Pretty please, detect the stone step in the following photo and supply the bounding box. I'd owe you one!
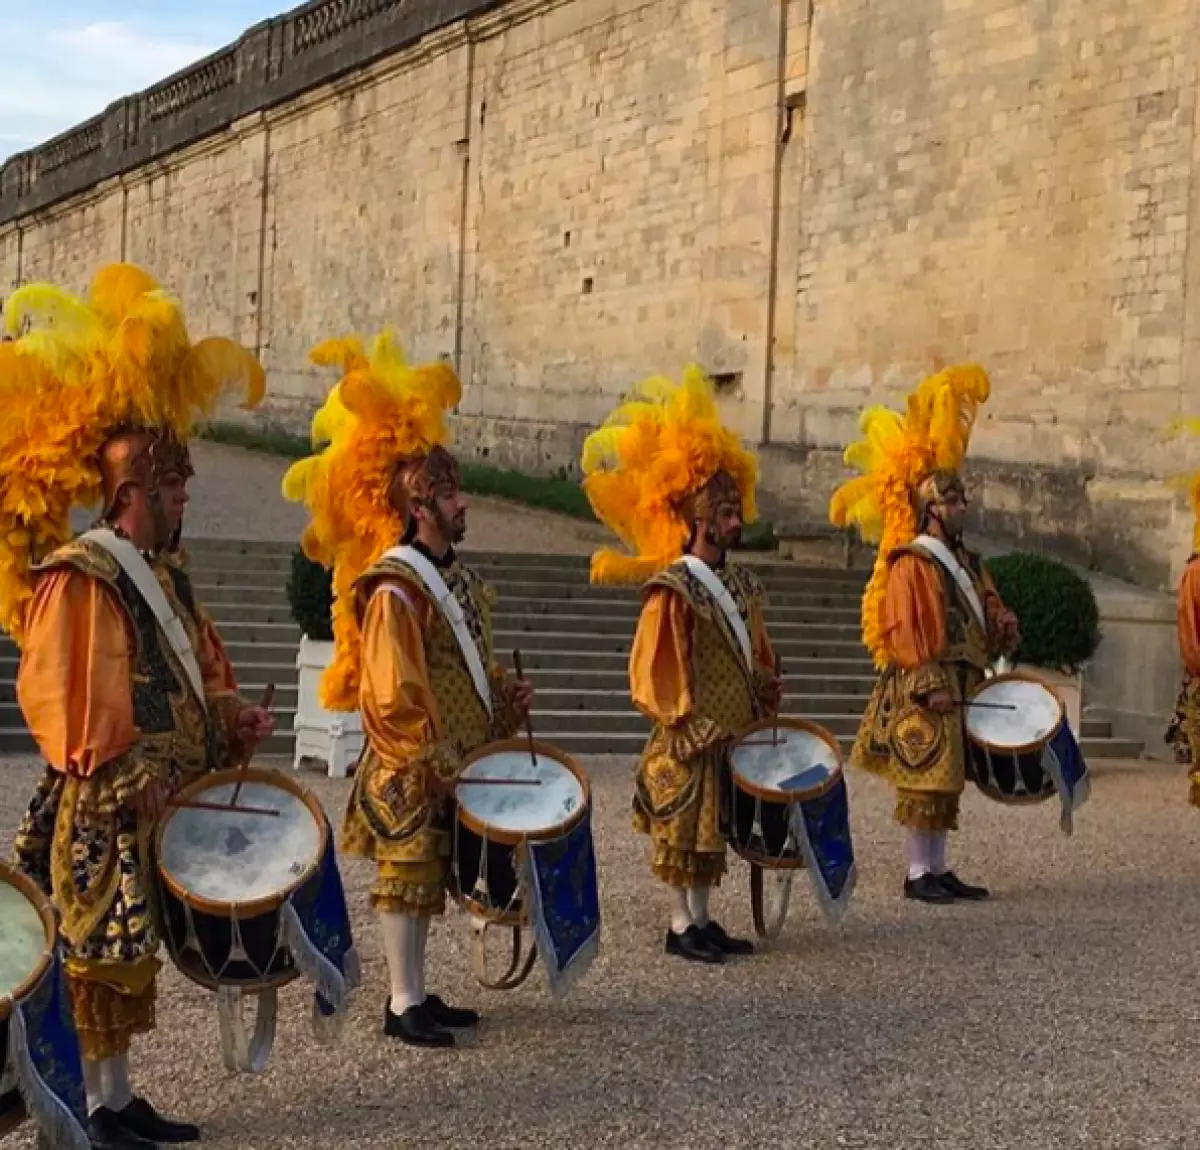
[192,584,293,607]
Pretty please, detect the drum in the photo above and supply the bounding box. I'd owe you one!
[451,739,601,995]
[964,670,1091,831]
[155,767,358,1073]
[727,718,856,940]
[452,739,591,924]
[728,718,845,869]
[0,863,88,1150]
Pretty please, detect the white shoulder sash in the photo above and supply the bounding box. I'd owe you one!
[679,555,754,669]
[912,534,988,632]
[380,546,493,718]
[79,528,207,710]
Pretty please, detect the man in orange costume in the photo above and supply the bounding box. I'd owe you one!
[4,265,272,1149]
[1166,555,1200,805]
[582,368,782,964]
[284,335,531,1049]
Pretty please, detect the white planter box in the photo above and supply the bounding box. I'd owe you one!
[293,636,363,779]
[1018,663,1084,737]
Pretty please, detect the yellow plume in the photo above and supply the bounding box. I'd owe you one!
[281,331,461,710]
[829,364,991,665]
[0,263,266,644]
[580,366,759,584]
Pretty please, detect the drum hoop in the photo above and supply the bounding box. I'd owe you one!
[153,767,330,919]
[0,861,56,1024]
[967,669,1064,756]
[457,738,591,847]
[729,716,845,804]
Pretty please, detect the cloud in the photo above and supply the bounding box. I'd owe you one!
[0,18,216,159]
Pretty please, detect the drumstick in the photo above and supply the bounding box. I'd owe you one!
[959,700,1017,711]
[454,777,544,788]
[511,649,537,767]
[771,652,783,746]
[167,798,281,818]
[230,683,276,809]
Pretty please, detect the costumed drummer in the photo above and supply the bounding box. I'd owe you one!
[283,333,532,1049]
[581,367,783,964]
[1165,460,1200,806]
[2,264,274,1150]
[829,365,1019,905]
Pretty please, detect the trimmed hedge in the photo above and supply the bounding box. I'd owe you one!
[984,551,1101,674]
[286,550,334,641]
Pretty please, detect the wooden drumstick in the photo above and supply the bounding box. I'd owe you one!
[958,700,1017,711]
[512,649,537,767]
[230,683,276,809]
[167,797,281,817]
[772,652,783,746]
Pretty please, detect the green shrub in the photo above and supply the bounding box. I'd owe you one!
[984,551,1101,673]
[287,550,334,641]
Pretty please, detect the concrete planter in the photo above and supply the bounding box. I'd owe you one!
[293,636,363,779]
[1019,664,1084,736]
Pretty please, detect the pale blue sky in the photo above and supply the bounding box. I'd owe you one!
[1,2,286,160]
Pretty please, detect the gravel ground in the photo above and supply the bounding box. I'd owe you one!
[4,755,1199,1149]
[147,441,610,554]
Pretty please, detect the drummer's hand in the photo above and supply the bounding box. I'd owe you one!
[764,675,784,711]
[129,781,168,821]
[925,690,956,715]
[510,678,534,721]
[998,609,1021,648]
[236,706,275,745]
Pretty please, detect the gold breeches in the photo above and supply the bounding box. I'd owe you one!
[64,961,158,1061]
[633,744,726,889]
[1165,674,1200,808]
[342,791,450,916]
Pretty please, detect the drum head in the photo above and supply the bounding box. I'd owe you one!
[967,676,1063,751]
[158,774,324,913]
[457,745,587,840]
[0,865,53,1010]
[730,719,842,801]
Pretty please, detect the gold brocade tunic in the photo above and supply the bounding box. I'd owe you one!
[10,540,244,1060]
[1165,556,1200,807]
[850,542,1009,831]
[629,559,776,888]
[341,552,521,916]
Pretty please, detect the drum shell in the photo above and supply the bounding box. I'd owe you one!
[0,863,56,1026]
[0,1017,27,1139]
[451,738,591,925]
[727,718,844,871]
[964,673,1063,804]
[154,768,330,994]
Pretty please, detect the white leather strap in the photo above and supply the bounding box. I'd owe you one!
[380,546,493,717]
[679,555,753,669]
[80,528,207,709]
[912,534,988,632]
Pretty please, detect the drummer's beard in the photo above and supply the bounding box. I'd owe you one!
[705,520,741,554]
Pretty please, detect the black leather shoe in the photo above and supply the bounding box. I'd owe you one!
[383,1002,454,1048]
[936,870,990,900]
[116,1098,198,1144]
[903,873,955,904]
[664,925,725,964]
[87,1107,158,1150]
[700,919,754,955]
[424,993,480,1029]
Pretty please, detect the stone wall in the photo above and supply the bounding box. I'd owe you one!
[4,0,1200,588]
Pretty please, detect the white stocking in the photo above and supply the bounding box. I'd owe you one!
[669,888,693,935]
[378,911,424,1014]
[101,1054,133,1113]
[410,915,431,1005]
[687,885,712,929]
[81,1058,105,1115]
[906,830,933,881]
[929,832,949,876]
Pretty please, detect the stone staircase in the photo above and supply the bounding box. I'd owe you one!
[0,539,1143,761]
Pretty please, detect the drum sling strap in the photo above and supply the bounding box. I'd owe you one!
[679,555,754,670]
[381,546,493,719]
[79,528,208,711]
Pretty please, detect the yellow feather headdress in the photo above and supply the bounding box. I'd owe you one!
[0,263,265,642]
[828,364,991,666]
[581,365,759,585]
[281,333,461,711]
[1164,417,1200,553]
